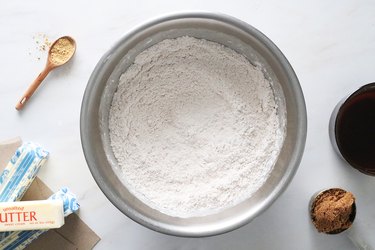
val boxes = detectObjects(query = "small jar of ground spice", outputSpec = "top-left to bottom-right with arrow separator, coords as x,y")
310,188 -> 356,234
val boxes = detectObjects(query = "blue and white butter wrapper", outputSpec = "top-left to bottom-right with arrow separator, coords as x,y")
0,188 -> 80,250
48,187 -> 80,216
0,142 -> 49,202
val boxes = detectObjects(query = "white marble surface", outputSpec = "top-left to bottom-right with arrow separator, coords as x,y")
1,0 -> 375,249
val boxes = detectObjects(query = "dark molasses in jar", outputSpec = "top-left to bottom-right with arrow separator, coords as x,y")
335,83 -> 375,175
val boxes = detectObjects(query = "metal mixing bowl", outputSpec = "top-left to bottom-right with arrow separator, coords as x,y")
80,12 -> 307,237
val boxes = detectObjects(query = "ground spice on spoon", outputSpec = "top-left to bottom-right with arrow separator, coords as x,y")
50,37 -> 75,65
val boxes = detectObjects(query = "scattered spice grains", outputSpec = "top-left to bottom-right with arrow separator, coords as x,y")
28,35 -> 75,64
29,33 -> 52,61
311,188 -> 356,234
50,37 -> 75,65
33,33 -> 51,52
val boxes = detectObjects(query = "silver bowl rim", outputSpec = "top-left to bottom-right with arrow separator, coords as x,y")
80,11 -> 307,237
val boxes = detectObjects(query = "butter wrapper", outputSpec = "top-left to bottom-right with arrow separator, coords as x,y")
0,187 -> 79,250
0,200 -> 64,232
0,142 -> 48,202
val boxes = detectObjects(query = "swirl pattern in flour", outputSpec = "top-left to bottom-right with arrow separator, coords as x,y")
109,36 -> 285,217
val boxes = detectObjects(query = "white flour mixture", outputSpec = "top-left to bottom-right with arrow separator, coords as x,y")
109,36 -> 285,217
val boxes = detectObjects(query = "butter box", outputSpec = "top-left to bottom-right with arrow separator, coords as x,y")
0,200 -> 64,232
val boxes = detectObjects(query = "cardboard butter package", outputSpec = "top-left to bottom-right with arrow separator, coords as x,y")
0,137 -> 100,250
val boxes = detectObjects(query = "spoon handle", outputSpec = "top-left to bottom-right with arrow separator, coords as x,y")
346,224 -> 374,250
15,66 -> 52,110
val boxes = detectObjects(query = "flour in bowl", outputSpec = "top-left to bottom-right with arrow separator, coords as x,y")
109,36 -> 286,217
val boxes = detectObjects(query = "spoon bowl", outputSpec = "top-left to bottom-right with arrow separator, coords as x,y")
48,36 -> 76,68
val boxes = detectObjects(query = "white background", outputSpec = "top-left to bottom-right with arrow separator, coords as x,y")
1,0 -> 375,249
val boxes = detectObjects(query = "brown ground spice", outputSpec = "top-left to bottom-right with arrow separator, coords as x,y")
311,188 -> 355,233
50,37 -> 75,65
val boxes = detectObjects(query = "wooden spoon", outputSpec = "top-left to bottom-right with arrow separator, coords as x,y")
15,36 -> 76,110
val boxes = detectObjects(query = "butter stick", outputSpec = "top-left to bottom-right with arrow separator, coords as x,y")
0,187 -> 79,250
0,200 -> 64,232
0,142 -> 49,202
